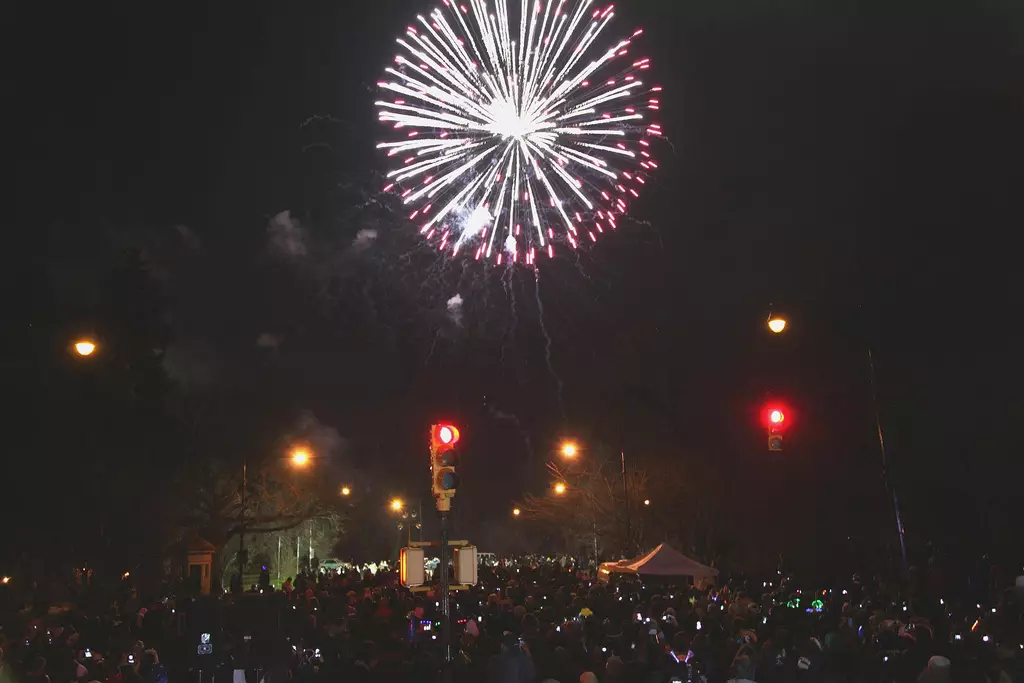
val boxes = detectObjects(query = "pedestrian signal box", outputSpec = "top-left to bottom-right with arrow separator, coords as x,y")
400,547 -> 425,587
453,545 -> 478,586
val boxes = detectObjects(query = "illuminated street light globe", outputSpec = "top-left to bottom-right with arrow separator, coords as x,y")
643,499 -> 651,506
767,316 -> 787,334
391,498 -> 404,512
340,486 -> 351,497
553,482 -> 567,495
73,340 -> 97,356
512,507 -> 521,517
560,441 -> 579,459
290,448 -> 311,467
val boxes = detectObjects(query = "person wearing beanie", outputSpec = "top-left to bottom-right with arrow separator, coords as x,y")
917,655 -> 951,683
727,654 -> 756,683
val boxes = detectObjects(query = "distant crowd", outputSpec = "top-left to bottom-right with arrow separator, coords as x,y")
1,556 -> 1022,682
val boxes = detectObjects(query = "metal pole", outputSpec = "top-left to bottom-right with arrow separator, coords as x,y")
621,448 -> 631,556
308,521 -> 313,572
237,460 -> 247,588
439,509 -> 452,682
867,348 -> 908,572
277,536 -> 281,586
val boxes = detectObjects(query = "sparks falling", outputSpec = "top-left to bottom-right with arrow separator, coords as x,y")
376,0 -> 662,265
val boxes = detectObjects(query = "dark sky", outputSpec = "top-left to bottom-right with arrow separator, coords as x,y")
12,0 -> 1024,569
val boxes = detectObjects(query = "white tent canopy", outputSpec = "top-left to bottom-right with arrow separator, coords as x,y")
598,543 -> 718,581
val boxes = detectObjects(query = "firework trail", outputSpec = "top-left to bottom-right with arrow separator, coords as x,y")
376,0 -> 662,266
533,267 -> 565,418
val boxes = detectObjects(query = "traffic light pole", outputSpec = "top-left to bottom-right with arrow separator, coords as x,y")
439,509 -> 452,682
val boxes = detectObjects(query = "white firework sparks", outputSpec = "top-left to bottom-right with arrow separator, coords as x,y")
377,0 -> 662,266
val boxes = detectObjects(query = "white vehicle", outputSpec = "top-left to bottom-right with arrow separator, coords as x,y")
319,558 -> 350,573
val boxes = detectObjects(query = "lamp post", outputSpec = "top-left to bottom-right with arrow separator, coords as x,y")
238,446 -> 316,590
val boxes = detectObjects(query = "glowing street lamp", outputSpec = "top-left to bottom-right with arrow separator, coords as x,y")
643,499 -> 651,506
512,507 -> 521,517
553,482 -> 567,495
290,448 -> 311,468
767,315 -> 787,334
73,340 -> 97,356
560,441 -> 579,459
340,486 -> 351,497
1,576 -> 10,585
391,498 -> 404,512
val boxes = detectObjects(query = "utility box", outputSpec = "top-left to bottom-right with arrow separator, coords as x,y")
453,546 -> 478,586
400,547 -> 425,587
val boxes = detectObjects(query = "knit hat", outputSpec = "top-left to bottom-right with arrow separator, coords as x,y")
917,656 -> 951,683
731,655 -> 755,680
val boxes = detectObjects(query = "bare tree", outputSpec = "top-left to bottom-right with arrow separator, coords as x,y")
519,454 -> 731,567
519,461 -> 648,558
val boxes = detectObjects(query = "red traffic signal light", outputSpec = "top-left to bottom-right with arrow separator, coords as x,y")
762,404 -> 791,431
431,423 -> 460,450
430,423 -> 462,510
762,402 -> 790,452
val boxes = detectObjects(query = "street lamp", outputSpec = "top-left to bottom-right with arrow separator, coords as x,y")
512,507 -> 521,517
391,498 -> 404,512
643,499 -> 650,507
73,339 -> 98,356
560,441 -> 579,459
340,486 -> 351,497
767,315 -> 787,334
553,482 -> 567,495
290,448 -> 311,468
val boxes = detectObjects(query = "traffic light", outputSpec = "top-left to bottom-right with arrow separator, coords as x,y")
763,404 -> 788,452
430,423 -> 461,510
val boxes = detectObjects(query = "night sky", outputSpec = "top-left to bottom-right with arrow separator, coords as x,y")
10,0 -> 1024,571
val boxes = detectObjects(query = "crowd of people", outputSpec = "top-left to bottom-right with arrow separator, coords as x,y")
1,556 -> 1021,682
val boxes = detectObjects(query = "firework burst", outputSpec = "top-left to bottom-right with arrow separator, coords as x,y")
377,0 -> 662,266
